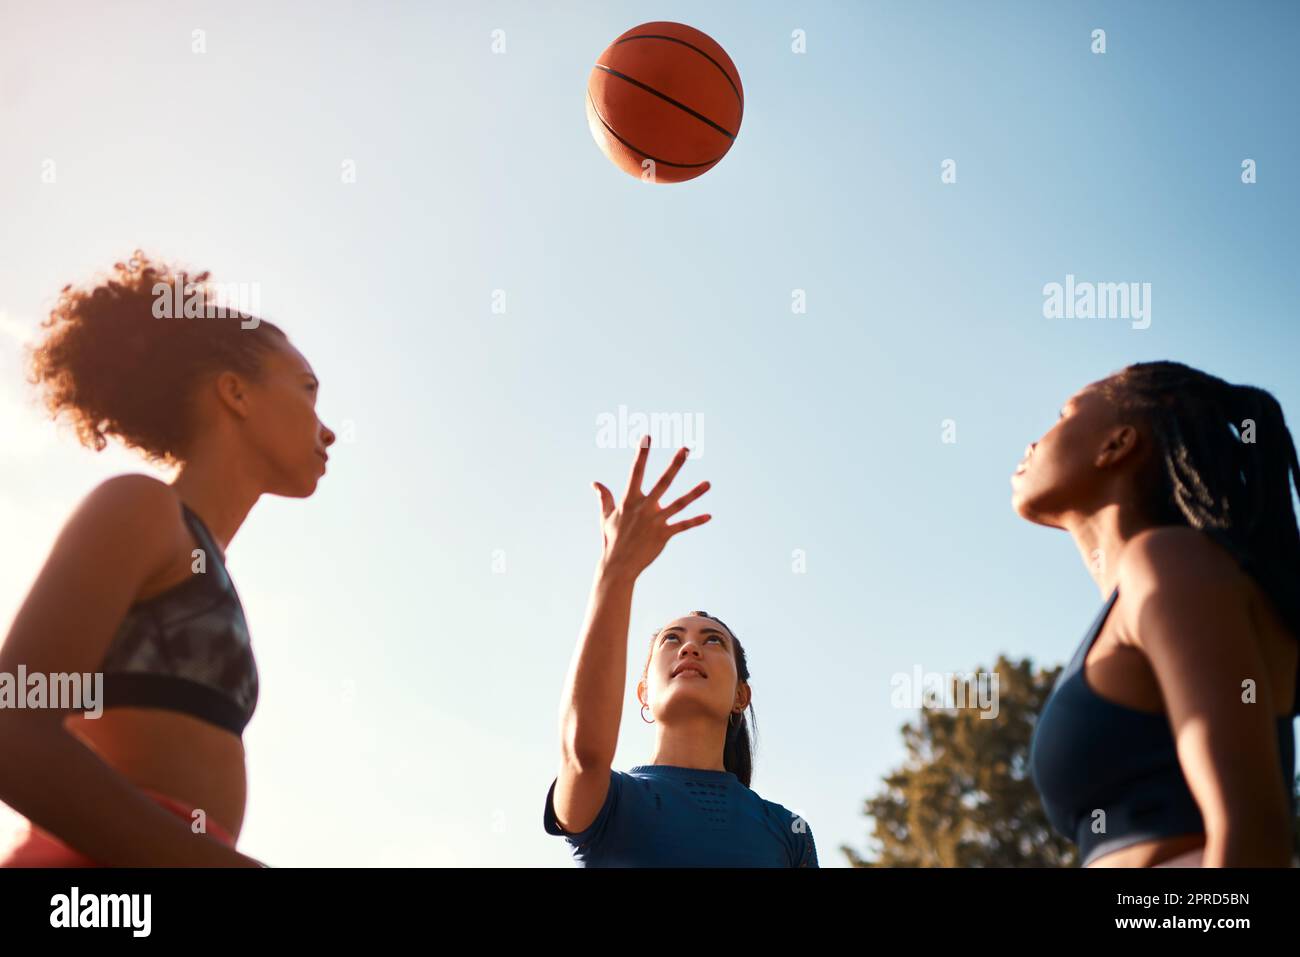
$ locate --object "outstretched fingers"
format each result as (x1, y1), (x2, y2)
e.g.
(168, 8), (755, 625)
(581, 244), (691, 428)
(623, 434), (652, 500)
(591, 481), (615, 519)
(646, 446), (691, 502)
(661, 479), (711, 521)
(666, 512), (712, 536)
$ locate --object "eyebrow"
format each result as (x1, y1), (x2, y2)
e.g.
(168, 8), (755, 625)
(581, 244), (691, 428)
(302, 373), (319, 385)
(661, 627), (729, 643)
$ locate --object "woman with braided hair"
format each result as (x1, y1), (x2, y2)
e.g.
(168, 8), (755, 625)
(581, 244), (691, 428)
(543, 437), (818, 866)
(1022, 361), (1300, 867)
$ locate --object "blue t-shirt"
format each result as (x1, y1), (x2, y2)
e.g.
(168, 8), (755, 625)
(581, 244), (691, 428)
(544, 764), (818, 867)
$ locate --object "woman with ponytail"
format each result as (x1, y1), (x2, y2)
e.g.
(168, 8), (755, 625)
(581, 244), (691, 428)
(1022, 361), (1300, 867)
(543, 437), (818, 866)
(0, 253), (334, 866)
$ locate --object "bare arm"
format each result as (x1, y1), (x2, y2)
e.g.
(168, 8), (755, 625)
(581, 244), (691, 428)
(551, 438), (711, 834)
(0, 475), (261, 866)
(1117, 528), (1294, 867)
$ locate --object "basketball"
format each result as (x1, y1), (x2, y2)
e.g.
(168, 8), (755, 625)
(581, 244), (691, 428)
(585, 21), (744, 184)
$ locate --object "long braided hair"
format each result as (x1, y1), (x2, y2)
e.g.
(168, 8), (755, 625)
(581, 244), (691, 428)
(1100, 361), (1300, 711)
(645, 611), (758, 787)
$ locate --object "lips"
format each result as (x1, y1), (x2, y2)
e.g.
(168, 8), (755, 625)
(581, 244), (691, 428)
(671, 662), (707, 680)
(1013, 445), (1033, 477)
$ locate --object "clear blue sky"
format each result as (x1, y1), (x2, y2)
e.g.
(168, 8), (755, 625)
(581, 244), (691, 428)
(1, 0), (1297, 865)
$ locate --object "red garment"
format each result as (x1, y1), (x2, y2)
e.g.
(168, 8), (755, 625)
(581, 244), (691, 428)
(0, 788), (235, 866)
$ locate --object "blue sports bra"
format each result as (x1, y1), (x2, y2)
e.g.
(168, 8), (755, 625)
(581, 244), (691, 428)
(98, 503), (258, 735)
(1030, 587), (1297, 865)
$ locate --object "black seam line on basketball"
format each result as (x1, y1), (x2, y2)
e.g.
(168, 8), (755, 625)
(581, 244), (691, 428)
(613, 34), (743, 111)
(588, 92), (725, 168)
(592, 64), (736, 141)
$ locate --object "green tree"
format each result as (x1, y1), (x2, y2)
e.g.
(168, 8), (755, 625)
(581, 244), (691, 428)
(843, 656), (1075, 867)
(844, 657), (1300, 867)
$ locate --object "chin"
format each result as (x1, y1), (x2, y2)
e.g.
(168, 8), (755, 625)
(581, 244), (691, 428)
(1010, 489), (1031, 520)
(270, 475), (322, 499)
(1010, 472), (1045, 522)
(663, 686), (720, 711)
(1011, 490), (1039, 523)
(1012, 494), (1066, 529)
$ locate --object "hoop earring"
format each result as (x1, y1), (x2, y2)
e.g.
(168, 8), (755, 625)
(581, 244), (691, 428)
(641, 704), (655, 724)
(729, 711), (739, 727)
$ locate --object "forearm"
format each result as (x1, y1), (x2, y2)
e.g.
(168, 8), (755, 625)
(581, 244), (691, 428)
(558, 558), (637, 768)
(0, 716), (259, 867)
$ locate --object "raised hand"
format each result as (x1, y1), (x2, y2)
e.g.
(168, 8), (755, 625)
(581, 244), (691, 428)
(591, 436), (711, 579)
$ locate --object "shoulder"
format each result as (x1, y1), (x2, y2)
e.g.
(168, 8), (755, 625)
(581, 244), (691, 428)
(762, 797), (812, 836)
(64, 474), (184, 559)
(544, 767), (629, 843)
(1115, 526), (1246, 608)
(759, 794), (818, 866)
(1117, 526), (1242, 586)
(78, 473), (179, 519)
(1115, 526), (1250, 649)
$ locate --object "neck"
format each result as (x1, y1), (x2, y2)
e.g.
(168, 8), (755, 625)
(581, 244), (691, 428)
(170, 441), (262, 553)
(649, 714), (730, 772)
(1062, 500), (1154, 598)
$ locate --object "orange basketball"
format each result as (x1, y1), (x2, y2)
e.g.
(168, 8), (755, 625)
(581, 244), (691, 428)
(585, 21), (744, 184)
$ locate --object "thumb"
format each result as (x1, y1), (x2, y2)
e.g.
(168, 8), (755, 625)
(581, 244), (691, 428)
(592, 481), (615, 519)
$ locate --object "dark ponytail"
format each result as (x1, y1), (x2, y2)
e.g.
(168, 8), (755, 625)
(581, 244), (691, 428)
(1103, 361), (1300, 710)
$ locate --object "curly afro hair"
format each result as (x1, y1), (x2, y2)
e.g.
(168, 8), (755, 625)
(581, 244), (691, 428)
(28, 251), (286, 464)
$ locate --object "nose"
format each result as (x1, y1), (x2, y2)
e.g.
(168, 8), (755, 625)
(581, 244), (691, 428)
(321, 423), (336, 447)
(678, 644), (702, 660)
(1024, 443), (1035, 458)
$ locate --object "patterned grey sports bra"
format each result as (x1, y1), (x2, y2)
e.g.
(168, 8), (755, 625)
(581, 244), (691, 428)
(98, 503), (258, 735)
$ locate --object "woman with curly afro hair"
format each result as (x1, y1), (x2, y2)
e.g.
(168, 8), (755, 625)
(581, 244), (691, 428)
(0, 252), (334, 866)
